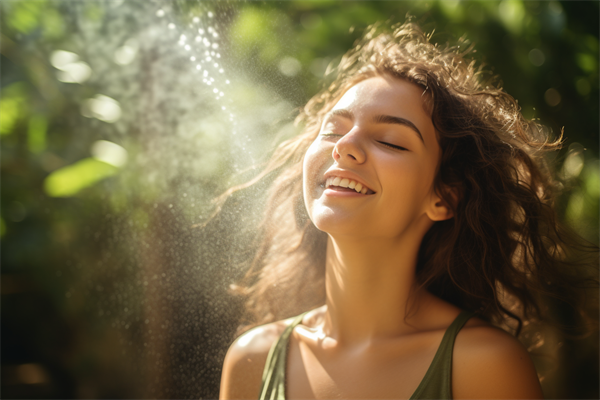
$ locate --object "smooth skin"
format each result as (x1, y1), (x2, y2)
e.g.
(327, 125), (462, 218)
(220, 76), (544, 399)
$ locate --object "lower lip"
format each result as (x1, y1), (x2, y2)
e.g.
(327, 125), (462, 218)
(323, 187), (371, 197)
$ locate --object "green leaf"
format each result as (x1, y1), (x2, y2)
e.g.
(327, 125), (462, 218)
(584, 161), (600, 199)
(44, 158), (119, 198)
(498, 0), (526, 35)
(8, 0), (45, 34)
(0, 82), (28, 136)
(28, 115), (47, 154)
(576, 53), (598, 73)
(229, 7), (291, 64)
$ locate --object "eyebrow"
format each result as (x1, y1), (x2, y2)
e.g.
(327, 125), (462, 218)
(326, 109), (425, 145)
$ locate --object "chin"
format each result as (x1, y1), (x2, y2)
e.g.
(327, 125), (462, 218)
(310, 208), (365, 236)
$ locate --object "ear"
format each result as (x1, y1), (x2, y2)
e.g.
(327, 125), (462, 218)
(426, 186), (459, 222)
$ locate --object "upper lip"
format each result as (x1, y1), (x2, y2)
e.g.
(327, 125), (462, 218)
(322, 169), (376, 193)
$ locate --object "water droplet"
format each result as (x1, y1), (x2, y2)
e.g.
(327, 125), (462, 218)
(213, 63), (218, 68)
(213, 88), (218, 93)
(195, 36), (201, 42)
(156, 9), (165, 17)
(180, 34), (186, 41)
(190, 56), (196, 61)
(208, 12), (214, 18)
(168, 23), (175, 30)
(203, 70), (208, 77)
(226, 80), (230, 84)
(184, 45), (191, 51)
(196, 65), (201, 70)
(198, 28), (205, 34)
(193, 17), (200, 23)
(219, 69), (224, 73)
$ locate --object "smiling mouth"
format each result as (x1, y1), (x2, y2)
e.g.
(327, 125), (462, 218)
(321, 176), (375, 195)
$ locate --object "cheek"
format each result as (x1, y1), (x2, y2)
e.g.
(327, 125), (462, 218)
(380, 158), (435, 210)
(302, 144), (315, 190)
(302, 140), (334, 224)
(302, 142), (322, 202)
(303, 141), (328, 187)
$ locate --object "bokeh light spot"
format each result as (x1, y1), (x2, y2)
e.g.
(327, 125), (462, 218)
(278, 56), (301, 77)
(81, 95), (122, 123)
(528, 48), (545, 66)
(544, 88), (561, 107)
(91, 140), (128, 168)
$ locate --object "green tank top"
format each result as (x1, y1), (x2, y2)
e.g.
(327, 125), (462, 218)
(259, 310), (474, 400)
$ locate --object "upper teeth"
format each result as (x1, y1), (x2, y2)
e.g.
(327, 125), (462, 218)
(326, 176), (369, 194)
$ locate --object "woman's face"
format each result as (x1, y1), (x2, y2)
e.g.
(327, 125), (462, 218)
(302, 75), (448, 241)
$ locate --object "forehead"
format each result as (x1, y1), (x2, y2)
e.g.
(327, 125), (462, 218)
(333, 76), (430, 116)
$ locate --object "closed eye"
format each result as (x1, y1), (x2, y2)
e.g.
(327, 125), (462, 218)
(320, 133), (407, 151)
(378, 141), (407, 151)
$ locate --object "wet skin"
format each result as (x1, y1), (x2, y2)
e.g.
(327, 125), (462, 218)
(220, 76), (544, 400)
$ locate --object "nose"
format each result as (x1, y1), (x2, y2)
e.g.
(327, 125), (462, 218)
(332, 128), (366, 164)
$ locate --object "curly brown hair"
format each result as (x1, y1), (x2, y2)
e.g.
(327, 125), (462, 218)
(221, 22), (597, 340)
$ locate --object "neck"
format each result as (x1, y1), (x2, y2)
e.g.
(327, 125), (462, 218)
(322, 232), (436, 346)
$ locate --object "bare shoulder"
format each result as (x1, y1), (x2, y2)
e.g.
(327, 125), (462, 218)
(453, 318), (544, 399)
(219, 317), (294, 400)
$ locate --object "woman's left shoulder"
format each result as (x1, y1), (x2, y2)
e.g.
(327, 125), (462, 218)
(452, 317), (544, 399)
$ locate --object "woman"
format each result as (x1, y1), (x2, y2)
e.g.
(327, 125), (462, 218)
(219, 22), (595, 399)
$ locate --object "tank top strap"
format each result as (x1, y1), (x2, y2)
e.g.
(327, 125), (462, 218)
(410, 310), (475, 399)
(259, 310), (474, 400)
(259, 312), (308, 400)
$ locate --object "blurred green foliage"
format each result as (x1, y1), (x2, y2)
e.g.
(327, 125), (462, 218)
(1, 0), (598, 398)
(44, 158), (118, 198)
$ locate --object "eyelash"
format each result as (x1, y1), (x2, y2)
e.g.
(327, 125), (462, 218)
(320, 133), (407, 151)
(378, 141), (407, 151)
